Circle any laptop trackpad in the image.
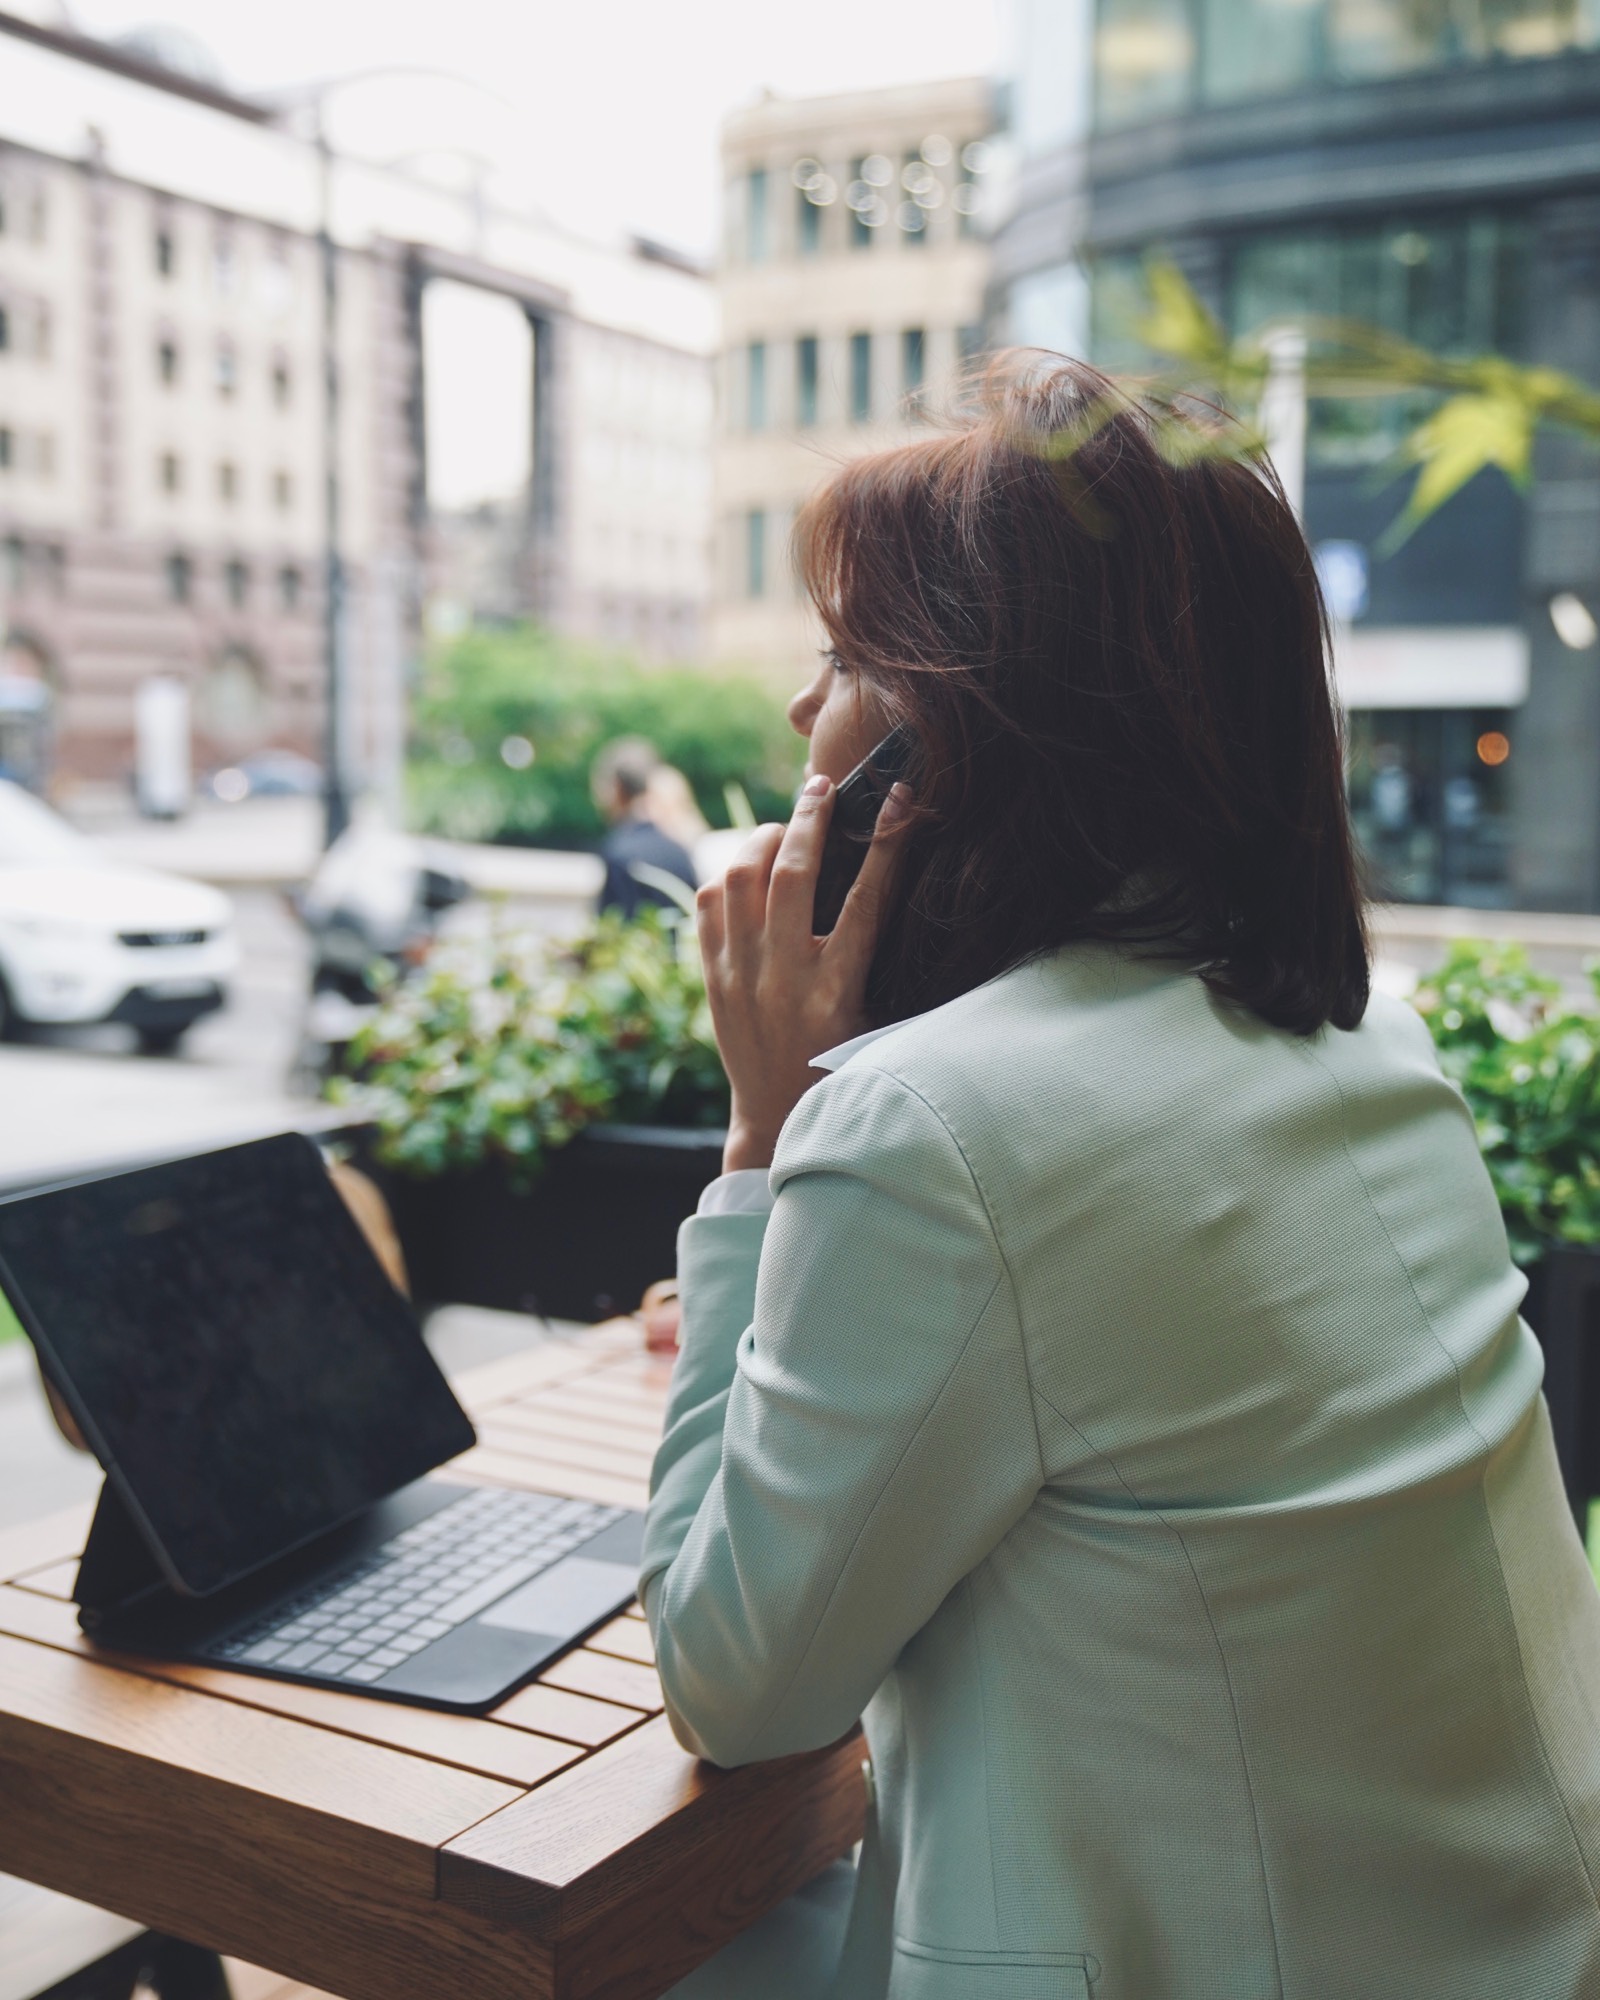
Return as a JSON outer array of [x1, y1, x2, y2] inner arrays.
[[480, 1556, 636, 1637]]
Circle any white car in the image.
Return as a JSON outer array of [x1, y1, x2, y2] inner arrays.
[[0, 780, 237, 1054]]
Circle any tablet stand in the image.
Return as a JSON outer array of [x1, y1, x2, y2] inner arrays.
[[73, 1477, 172, 1629]]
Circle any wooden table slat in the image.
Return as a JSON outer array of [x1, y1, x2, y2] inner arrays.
[[475, 1423, 656, 1483], [0, 1503, 96, 1590], [0, 1587, 583, 1792], [449, 1446, 647, 1511], [537, 1647, 662, 1712], [585, 1616, 655, 1666], [439, 1715, 868, 1949], [489, 1679, 651, 1750], [9, 1560, 79, 1601]]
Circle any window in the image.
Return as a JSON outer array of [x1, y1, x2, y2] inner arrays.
[[155, 225, 175, 277], [850, 331, 872, 423], [224, 559, 248, 608], [0, 306, 9, 353], [215, 338, 237, 399], [213, 235, 238, 298], [1226, 211, 1528, 467], [218, 461, 238, 504], [0, 189, 6, 236], [745, 508, 767, 597], [33, 432, 54, 480], [0, 428, 12, 471], [1094, 0, 1197, 127], [27, 191, 45, 244], [166, 553, 192, 604], [159, 452, 181, 494], [278, 564, 302, 611], [898, 153, 930, 247], [747, 168, 770, 262], [271, 360, 291, 409], [2, 536, 21, 591], [33, 306, 50, 363], [958, 321, 987, 369], [157, 339, 179, 386], [796, 335, 819, 427], [797, 184, 822, 255], [273, 469, 292, 511], [901, 327, 926, 404], [849, 158, 873, 248], [746, 341, 767, 429]]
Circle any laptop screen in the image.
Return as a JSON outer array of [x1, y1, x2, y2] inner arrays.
[[0, 1133, 476, 1597]]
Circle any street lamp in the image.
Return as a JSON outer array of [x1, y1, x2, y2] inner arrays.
[[263, 67, 519, 847]]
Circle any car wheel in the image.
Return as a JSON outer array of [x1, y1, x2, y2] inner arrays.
[[136, 1025, 187, 1057]]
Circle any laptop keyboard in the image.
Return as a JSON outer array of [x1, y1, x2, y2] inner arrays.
[[208, 1487, 626, 1686]]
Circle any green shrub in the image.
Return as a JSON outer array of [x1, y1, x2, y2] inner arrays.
[[0, 1288, 21, 1346], [407, 627, 802, 847], [1413, 940, 1600, 1267], [333, 906, 728, 1180]]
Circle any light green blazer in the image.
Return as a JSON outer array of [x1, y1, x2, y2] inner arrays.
[[641, 945, 1600, 2000]]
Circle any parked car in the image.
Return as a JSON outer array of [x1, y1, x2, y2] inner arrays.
[[0, 780, 237, 1053], [203, 750, 323, 803]]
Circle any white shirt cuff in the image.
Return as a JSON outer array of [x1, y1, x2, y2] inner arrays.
[[696, 1169, 775, 1218]]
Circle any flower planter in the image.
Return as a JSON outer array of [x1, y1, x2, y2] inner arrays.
[[366, 1122, 728, 1324], [1518, 1245, 1600, 1526]]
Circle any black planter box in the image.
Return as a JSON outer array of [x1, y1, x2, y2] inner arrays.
[[1520, 1245, 1600, 1526], [368, 1123, 728, 1324]]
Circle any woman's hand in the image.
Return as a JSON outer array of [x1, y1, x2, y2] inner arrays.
[[698, 773, 909, 1174]]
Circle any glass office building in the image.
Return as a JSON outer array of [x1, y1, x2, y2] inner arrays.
[[995, 0, 1600, 910]]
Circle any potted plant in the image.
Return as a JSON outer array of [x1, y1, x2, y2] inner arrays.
[[332, 906, 729, 1321], [1412, 940, 1600, 1521]]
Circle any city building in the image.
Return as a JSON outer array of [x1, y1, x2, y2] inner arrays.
[[0, 16, 713, 807], [994, 2, 1600, 911], [713, 78, 994, 677]]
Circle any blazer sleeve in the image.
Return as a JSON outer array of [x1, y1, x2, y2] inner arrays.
[[640, 1062, 1044, 1767]]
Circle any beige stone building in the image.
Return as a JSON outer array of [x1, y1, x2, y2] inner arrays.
[[713, 77, 994, 679], [0, 18, 713, 804]]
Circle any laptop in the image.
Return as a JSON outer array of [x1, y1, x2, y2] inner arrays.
[[0, 1132, 645, 1714]]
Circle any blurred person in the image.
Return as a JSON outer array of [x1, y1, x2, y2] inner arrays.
[[591, 736, 696, 920], [644, 763, 711, 854], [647, 357, 1600, 1998]]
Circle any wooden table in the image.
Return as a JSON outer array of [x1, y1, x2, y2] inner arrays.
[[0, 1322, 866, 2000]]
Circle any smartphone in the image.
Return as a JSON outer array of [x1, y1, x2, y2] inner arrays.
[[811, 724, 916, 936]]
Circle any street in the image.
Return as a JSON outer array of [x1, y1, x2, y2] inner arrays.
[[0, 886, 324, 1190]]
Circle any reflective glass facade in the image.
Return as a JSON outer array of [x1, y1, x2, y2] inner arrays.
[[1095, 0, 1600, 127]]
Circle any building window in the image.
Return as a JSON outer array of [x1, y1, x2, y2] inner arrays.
[[2, 535, 21, 590], [902, 327, 926, 406], [849, 331, 872, 423], [166, 552, 192, 603], [33, 432, 54, 480], [224, 559, 248, 608], [796, 335, 819, 427], [0, 428, 12, 471], [159, 452, 181, 493], [747, 340, 767, 430], [271, 359, 291, 409], [797, 183, 823, 255], [747, 168, 769, 262], [0, 306, 9, 353], [213, 235, 238, 298], [158, 339, 179, 386], [745, 508, 767, 597], [218, 461, 239, 504], [32, 306, 50, 363], [272, 469, 292, 510], [278, 564, 302, 611], [215, 338, 237, 399], [155, 225, 175, 277]]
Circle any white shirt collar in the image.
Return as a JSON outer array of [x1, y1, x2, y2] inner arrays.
[[809, 1022, 905, 1074]]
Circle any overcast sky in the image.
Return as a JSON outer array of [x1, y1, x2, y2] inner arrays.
[[65, 0, 1004, 254]]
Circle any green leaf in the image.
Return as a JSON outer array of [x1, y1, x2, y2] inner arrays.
[[1379, 393, 1535, 550]]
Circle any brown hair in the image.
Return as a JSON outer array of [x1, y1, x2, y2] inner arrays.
[[794, 353, 1370, 1037]]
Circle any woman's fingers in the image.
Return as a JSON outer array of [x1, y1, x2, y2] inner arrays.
[[766, 774, 835, 939], [719, 823, 785, 967], [832, 783, 911, 962]]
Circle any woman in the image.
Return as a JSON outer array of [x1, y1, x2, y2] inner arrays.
[[642, 359, 1600, 1999]]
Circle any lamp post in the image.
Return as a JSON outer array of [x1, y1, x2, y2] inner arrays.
[[265, 67, 519, 848]]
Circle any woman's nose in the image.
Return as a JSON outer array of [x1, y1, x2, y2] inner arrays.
[[788, 681, 821, 738]]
